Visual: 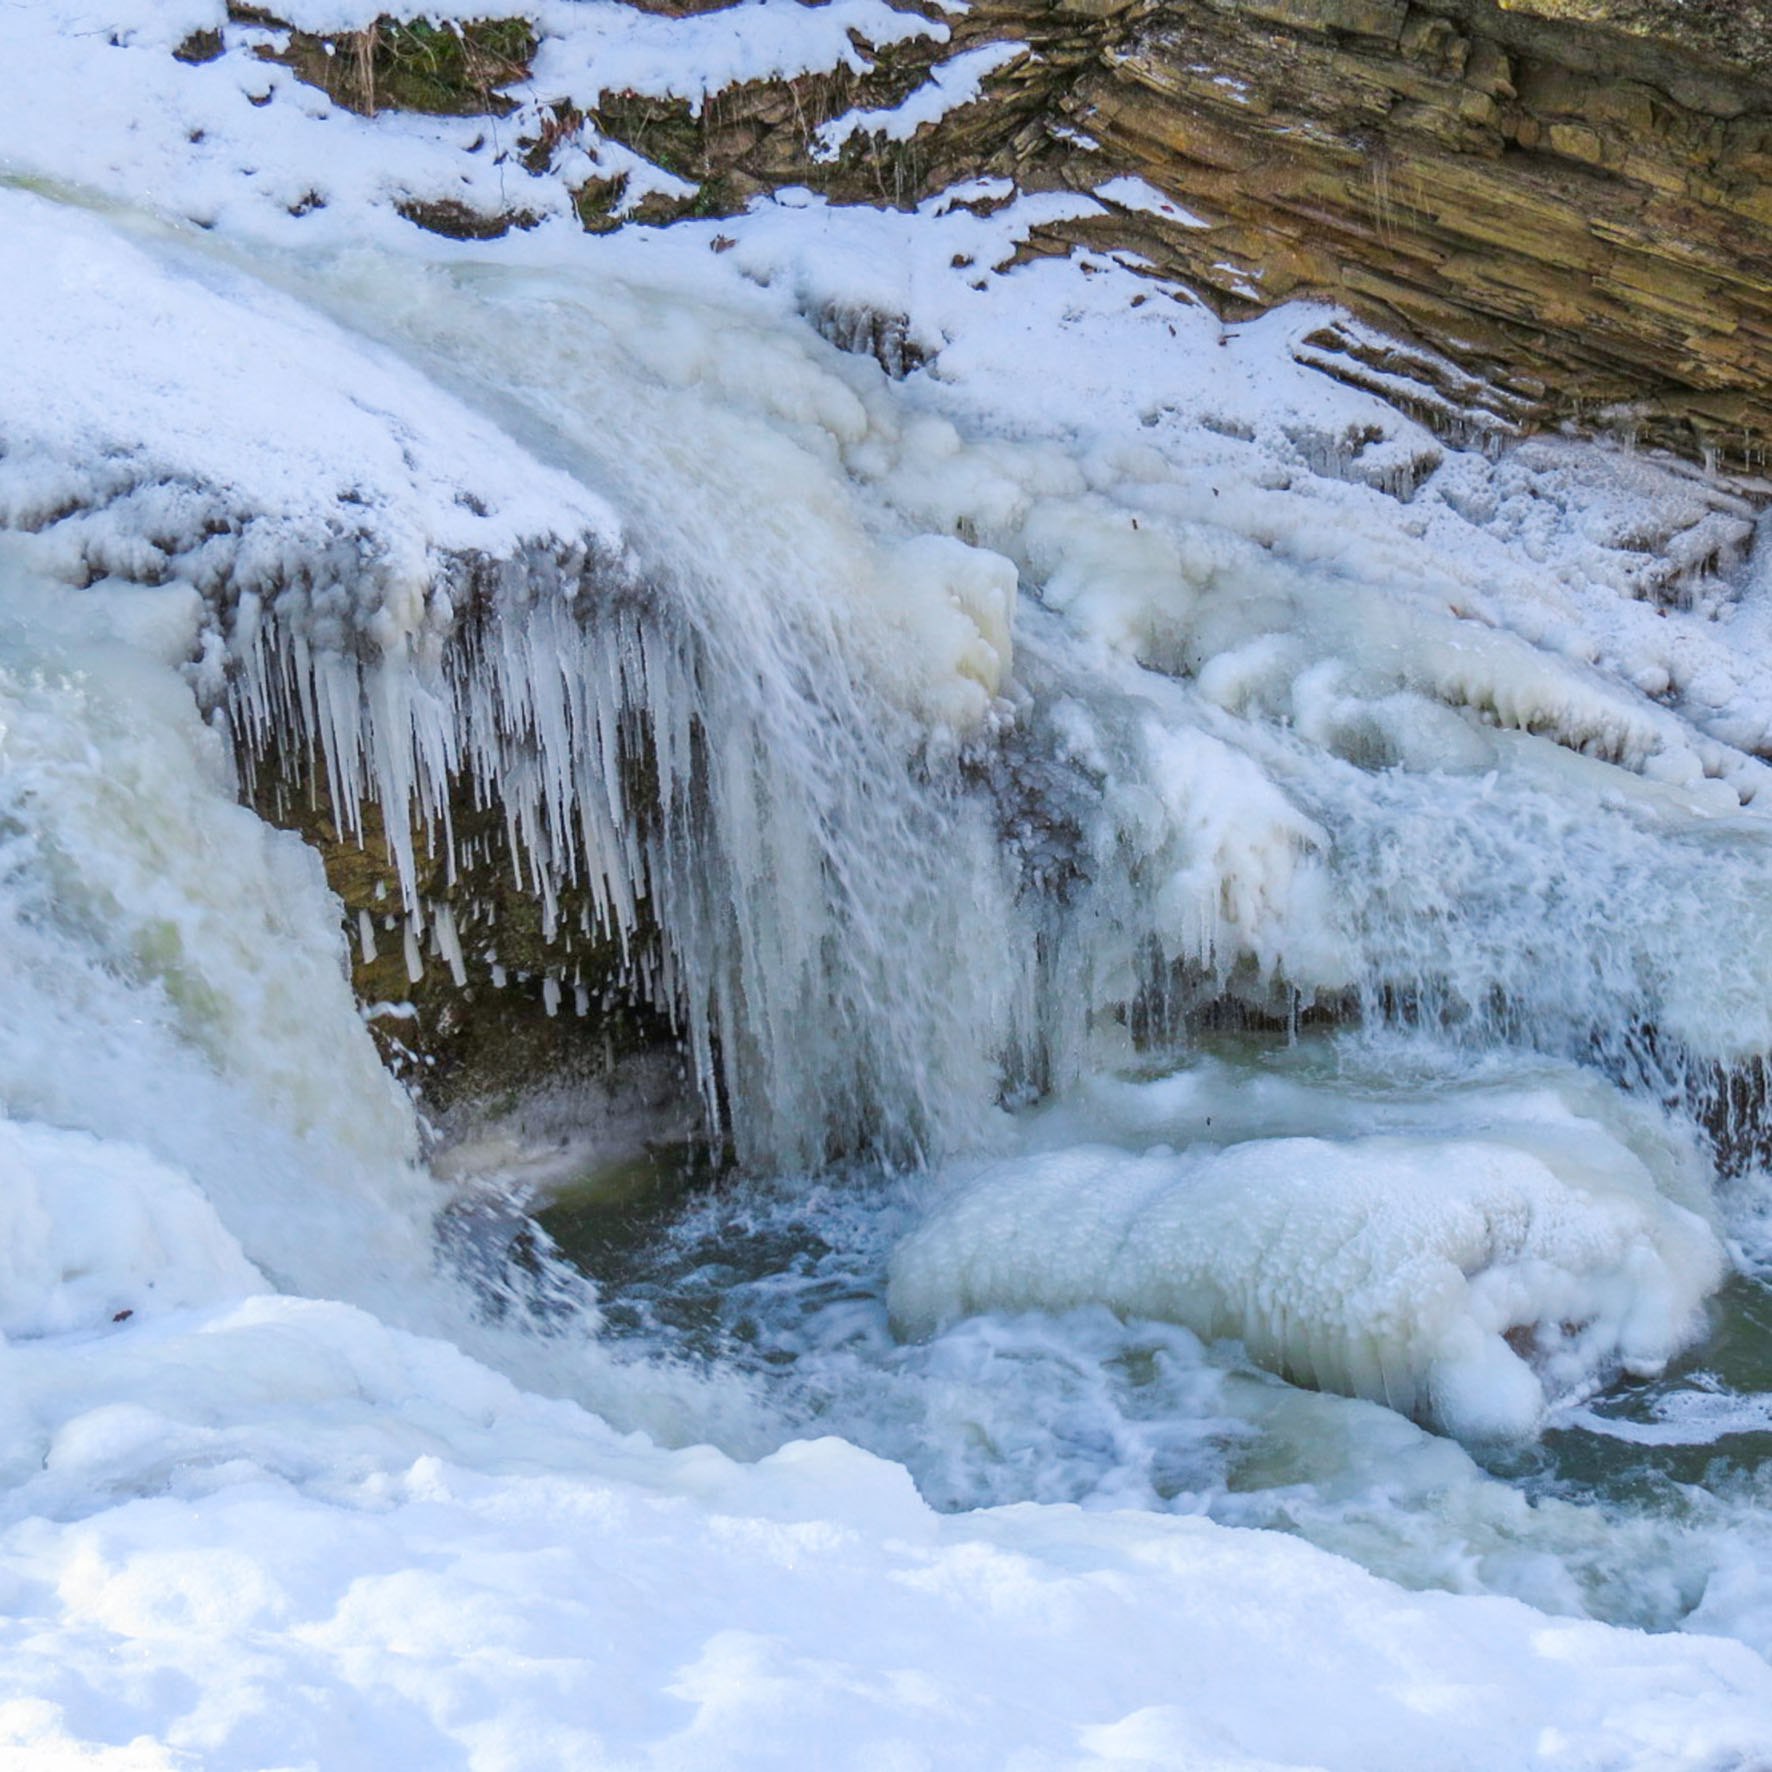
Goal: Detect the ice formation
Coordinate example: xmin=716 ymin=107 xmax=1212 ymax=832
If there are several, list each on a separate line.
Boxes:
xmin=0 ymin=1122 xmax=264 ymax=1338
xmin=10 ymin=7 xmax=1772 ymax=1169
xmin=7 ymin=515 xmax=1765 ymax=1764
xmin=889 ymin=1130 xmax=1726 ymax=1441
xmin=20 ymin=178 xmax=1771 ymax=1176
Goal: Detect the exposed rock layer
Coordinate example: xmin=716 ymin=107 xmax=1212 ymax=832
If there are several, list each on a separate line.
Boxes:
xmin=230 ymin=2 xmax=1772 ymax=467
xmin=1066 ymin=0 xmax=1772 ymax=467
xmin=251 ymin=765 xmax=680 ymax=1116
xmin=583 ymin=0 xmax=1772 ymax=469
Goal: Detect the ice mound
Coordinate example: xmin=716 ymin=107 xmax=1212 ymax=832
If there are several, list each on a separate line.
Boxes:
xmin=889 ymin=1131 xmax=1726 ymax=1441
xmin=0 ymin=1121 xmax=263 ymax=1340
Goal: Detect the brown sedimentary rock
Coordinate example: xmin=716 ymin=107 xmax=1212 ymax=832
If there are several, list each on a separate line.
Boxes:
xmin=572 ymin=0 xmax=1772 ymax=468
xmin=201 ymin=3 xmax=1772 ymax=466
xmin=1061 ymin=0 xmax=1772 ymax=466
xmin=249 ymin=760 xmax=681 ymax=1115
xmin=579 ymin=0 xmax=1101 ymax=218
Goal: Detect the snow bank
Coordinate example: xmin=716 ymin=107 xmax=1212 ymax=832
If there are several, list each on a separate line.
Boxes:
xmin=812 ymin=41 xmax=1026 ymax=161
xmin=531 ymin=0 xmax=944 ymax=117
xmin=0 ymin=1124 xmax=262 ymax=1340
xmin=891 ymin=1128 xmax=1725 ymax=1442
xmin=0 ymin=187 xmax=622 ymax=645
xmin=1 ymin=1287 xmax=1770 ymax=1770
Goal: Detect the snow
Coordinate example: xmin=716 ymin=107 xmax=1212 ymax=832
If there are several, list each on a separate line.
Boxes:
xmin=3 ymin=1292 xmax=1772 ymax=1770
xmin=0 ymin=1124 xmax=264 ymax=1339
xmin=812 ymin=41 xmax=1028 ymax=161
xmin=530 ymin=0 xmax=944 ymax=119
xmin=6 ymin=0 xmax=1772 ymax=1764
xmin=1094 ymin=173 xmax=1215 ymax=229
xmin=0 ymin=189 xmax=624 ymax=635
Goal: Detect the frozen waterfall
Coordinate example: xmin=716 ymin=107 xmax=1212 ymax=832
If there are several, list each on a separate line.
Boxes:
xmin=6 ymin=154 xmax=1772 ymax=1767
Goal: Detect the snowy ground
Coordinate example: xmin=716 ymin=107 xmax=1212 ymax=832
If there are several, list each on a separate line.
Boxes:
xmin=7 ymin=3 xmax=1772 ymax=1767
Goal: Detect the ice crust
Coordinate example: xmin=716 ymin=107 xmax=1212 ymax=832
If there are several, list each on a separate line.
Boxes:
xmin=889 ymin=1130 xmax=1726 ymax=1441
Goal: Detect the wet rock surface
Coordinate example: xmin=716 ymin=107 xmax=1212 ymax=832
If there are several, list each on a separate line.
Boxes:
xmin=248 ymin=762 xmax=692 ymax=1129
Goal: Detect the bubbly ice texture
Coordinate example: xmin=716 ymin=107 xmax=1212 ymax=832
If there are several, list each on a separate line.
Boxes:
xmin=528 ymin=1041 xmax=1772 ymax=1653
xmin=889 ymin=1130 xmax=1726 ymax=1442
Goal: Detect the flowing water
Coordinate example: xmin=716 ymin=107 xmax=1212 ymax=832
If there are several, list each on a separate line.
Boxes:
xmin=9 ymin=184 xmax=1772 ymax=1670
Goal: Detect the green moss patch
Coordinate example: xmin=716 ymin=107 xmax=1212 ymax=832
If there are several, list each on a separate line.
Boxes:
xmin=256 ymin=14 xmax=537 ymax=117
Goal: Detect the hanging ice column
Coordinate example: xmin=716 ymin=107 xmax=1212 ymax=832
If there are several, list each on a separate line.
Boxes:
xmin=215 ymin=508 xmax=1033 ymax=1173
xmin=0 ymin=187 xmax=1040 ymax=1174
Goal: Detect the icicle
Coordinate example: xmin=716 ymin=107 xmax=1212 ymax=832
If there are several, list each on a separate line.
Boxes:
xmin=434 ymin=903 xmax=467 ymax=990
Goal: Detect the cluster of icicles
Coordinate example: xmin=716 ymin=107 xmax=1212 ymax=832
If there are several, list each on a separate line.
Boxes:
xmin=209 ymin=503 xmax=1772 ymax=1182
xmin=216 ymin=538 xmax=1038 ymax=1171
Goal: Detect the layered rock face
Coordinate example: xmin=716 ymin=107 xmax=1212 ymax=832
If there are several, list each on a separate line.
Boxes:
xmin=225 ymin=2 xmax=1772 ymax=461
xmin=1064 ymin=0 xmax=1772 ymax=467
xmin=541 ymin=0 xmax=1772 ymax=467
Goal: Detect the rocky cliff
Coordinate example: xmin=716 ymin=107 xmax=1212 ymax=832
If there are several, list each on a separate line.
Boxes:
xmin=569 ymin=0 xmax=1772 ymax=470
xmin=213 ymin=0 xmax=1772 ymax=463
xmin=1062 ymin=0 xmax=1772 ymax=468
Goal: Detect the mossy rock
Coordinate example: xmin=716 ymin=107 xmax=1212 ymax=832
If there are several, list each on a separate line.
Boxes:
xmin=572 ymin=172 xmax=629 ymax=233
xmin=245 ymin=12 xmax=536 ymax=117
xmin=250 ymin=760 xmax=685 ymax=1117
xmin=174 ymin=27 xmax=225 ymax=65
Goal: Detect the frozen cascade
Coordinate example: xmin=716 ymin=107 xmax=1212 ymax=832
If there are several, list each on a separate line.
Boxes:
xmin=229 ymin=546 xmax=1037 ymax=1170
xmin=0 ymin=182 xmax=1026 ymax=1171
xmin=158 ymin=229 xmax=1772 ymax=1449
xmin=189 ymin=245 xmax=1772 ymax=1179
xmin=9 ymin=187 xmax=1772 ymax=1443
xmin=5 ymin=121 xmax=1772 ymax=1766
xmin=0 ymin=531 xmax=777 ymax=1451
